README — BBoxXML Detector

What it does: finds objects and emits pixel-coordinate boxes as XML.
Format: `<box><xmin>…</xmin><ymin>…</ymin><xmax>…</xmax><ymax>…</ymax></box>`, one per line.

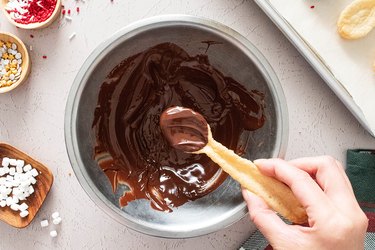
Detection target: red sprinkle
<box><xmin>30</xmin><ymin>34</ymin><xmax>34</xmax><ymax>38</ymax></box>
<box><xmin>62</xmin><ymin>9</ymin><xmax>66</xmax><ymax>15</ymax></box>
<box><xmin>68</xmin><ymin>9</ymin><xmax>71</xmax><ymax>15</ymax></box>
<box><xmin>310</xmin><ymin>5</ymin><xmax>315</xmax><ymax>9</ymax></box>
<box><xmin>42</xmin><ymin>55</ymin><xmax>47</xmax><ymax>59</ymax></box>
<box><xmin>77</xmin><ymin>7</ymin><xmax>80</xmax><ymax>13</ymax></box>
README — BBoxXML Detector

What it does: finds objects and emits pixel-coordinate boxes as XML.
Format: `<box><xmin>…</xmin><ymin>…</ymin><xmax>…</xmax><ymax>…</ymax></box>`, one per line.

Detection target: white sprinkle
<box><xmin>40</xmin><ymin>219</ymin><xmax>49</xmax><ymax>227</ymax></box>
<box><xmin>65</xmin><ymin>15</ymin><xmax>72</xmax><ymax>21</ymax></box>
<box><xmin>29</xmin><ymin>45</ymin><xmax>33</xmax><ymax>51</ymax></box>
<box><xmin>50</xmin><ymin>230</ymin><xmax>57</xmax><ymax>238</ymax></box>
<box><xmin>69</xmin><ymin>32</ymin><xmax>76</xmax><ymax>40</ymax></box>
<box><xmin>51</xmin><ymin>211</ymin><xmax>59</xmax><ymax>219</ymax></box>
<box><xmin>20</xmin><ymin>210</ymin><xmax>29</xmax><ymax>218</ymax></box>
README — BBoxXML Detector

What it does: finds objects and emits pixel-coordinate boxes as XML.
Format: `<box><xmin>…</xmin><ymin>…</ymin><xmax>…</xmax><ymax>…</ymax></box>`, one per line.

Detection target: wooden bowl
<box><xmin>0</xmin><ymin>0</ymin><xmax>61</xmax><ymax>29</ymax></box>
<box><xmin>0</xmin><ymin>143</ymin><xmax>54</xmax><ymax>228</ymax></box>
<box><xmin>0</xmin><ymin>32</ymin><xmax>31</xmax><ymax>94</ymax></box>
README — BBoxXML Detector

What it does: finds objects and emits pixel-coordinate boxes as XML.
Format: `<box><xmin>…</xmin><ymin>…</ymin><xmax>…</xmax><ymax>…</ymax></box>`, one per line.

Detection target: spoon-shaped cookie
<box><xmin>160</xmin><ymin>106</ymin><xmax>307</xmax><ymax>224</ymax></box>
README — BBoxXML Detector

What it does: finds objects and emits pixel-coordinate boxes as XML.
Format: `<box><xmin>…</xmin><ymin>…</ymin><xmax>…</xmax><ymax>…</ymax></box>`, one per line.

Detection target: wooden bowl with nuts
<box><xmin>0</xmin><ymin>32</ymin><xmax>31</xmax><ymax>94</ymax></box>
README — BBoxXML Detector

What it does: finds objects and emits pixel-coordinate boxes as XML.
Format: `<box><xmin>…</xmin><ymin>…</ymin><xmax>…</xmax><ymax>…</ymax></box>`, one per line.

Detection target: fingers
<box><xmin>254</xmin><ymin>158</ymin><xmax>332</xmax><ymax>221</ymax></box>
<box><xmin>242</xmin><ymin>189</ymin><xmax>291</xmax><ymax>241</ymax></box>
<box><xmin>289</xmin><ymin>156</ymin><xmax>357</xmax><ymax>208</ymax></box>
<box><xmin>334</xmin><ymin>159</ymin><xmax>355</xmax><ymax>195</ymax></box>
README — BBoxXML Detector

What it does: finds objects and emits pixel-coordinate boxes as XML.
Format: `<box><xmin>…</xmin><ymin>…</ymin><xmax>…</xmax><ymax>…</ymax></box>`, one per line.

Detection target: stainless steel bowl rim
<box><xmin>64</xmin><ymin>14</ymin><xmax>289</xmax><ymax>238</ymax></box>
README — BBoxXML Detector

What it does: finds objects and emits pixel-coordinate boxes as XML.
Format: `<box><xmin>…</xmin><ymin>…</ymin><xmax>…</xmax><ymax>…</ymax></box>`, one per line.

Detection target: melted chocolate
<box><xmin>160</xmin><ymin>106</ymin><xmax>209</xmax><ymax>152</ymax></box>
<box><xmin>93</xmin><ymin>42</ymin><xmax>265</xmax><ymax>212</ymax></box>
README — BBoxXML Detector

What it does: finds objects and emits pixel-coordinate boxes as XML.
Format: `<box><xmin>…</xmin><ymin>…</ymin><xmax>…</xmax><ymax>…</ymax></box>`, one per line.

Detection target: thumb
<box><xmin>242</xmin><ymin>189</ymin><xmax>291</xmax><ymax>241</ymax></box>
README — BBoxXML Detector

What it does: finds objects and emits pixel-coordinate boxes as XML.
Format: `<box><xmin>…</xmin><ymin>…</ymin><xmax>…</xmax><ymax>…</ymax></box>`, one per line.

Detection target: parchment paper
<box><xmin>268</xmin><ymin>0</ymin><xmax>375</xmax><ymax>135</ymax></box>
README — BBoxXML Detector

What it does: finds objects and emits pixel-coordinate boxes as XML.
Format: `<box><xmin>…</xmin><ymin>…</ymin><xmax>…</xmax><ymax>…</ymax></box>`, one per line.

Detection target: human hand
<box><xmin>242</xmin><ymin>156</ymin><xmax>368</xmax><ymax>250</ymax></box>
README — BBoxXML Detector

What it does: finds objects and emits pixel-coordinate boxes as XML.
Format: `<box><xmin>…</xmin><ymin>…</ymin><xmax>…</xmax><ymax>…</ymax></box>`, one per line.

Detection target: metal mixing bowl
<box><xmin>65</xmin><ymin>15</ymin><xmax>288</xmax><ymax>238</ymax></box>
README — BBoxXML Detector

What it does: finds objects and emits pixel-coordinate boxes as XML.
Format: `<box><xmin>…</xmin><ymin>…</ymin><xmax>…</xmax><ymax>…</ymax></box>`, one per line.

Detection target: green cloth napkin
<box><xmin>346</xmin><ymin>149</ymin><xmax>375</xmax><ymax>212</ymax></box>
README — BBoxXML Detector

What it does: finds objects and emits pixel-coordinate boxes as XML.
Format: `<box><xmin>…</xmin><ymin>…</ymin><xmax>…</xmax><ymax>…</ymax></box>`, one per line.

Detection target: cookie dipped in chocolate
<box><xmin>160</xmin><ymin>107</ymin><xmax>208</xmax><ymax>152</ymax></box>
<box><xmin>93</xmin><ymin>42</ymin><xmax>265</xmax><ymax>212</ymax></box>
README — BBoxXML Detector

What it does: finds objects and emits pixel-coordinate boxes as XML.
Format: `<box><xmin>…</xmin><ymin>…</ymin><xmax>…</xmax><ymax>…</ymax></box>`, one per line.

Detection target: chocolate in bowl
<box><xmin>65</xmin><ymin>15</ymin><xmax>288</xmax><ymax>238</ymax></box>
<box><xmin>92</xmin><ymin>42</ymin><xmax>265</xmax><ymax>213</ymax></box>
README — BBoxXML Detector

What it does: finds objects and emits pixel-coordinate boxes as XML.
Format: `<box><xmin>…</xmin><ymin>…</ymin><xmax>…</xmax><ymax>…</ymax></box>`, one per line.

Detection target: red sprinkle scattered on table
<box><xmin>310</xmin><ymin>5</ymin><xmax>315</xmax><ymax>9</ymax></box>
<box><xmin>68</xmin><ymin>9</ymin><xmax>71</xmax><ymax>15</ymax></box>
<box><xmin>62</xmin><ymin>9</ymin><xmax>66</xmax><ymax>15</ymax></box>
<box><xmin>42</xmin><ymin>55</ymin><xmax>47</xmax><ymax>59</ymax></box>
<box><xmin>30</xmin><ymin>34</ymin><xmax>34</xmax><ymax>38</ymax></box>
<box><xmin>77</xmin><ymin>7</ymin><xmax>80</xmax><ymax>13</ymax></box>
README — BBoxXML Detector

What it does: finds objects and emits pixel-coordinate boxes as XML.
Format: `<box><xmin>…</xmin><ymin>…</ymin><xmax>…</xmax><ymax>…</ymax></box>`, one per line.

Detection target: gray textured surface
<box><xmin>0</xmin><ymin>0</ymin><xmax>374</xmax><ymax>249</ymax></box>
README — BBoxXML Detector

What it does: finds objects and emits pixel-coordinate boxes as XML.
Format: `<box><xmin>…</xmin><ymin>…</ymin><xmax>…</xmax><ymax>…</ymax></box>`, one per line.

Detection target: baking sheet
<box><xmin>255</xmin><ymin>0</ymin><xmax>375</xmax><ymax>137</ymax></box>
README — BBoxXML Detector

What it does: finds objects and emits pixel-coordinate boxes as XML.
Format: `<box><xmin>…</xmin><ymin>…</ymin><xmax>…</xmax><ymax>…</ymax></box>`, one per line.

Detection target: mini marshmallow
<box><xmin>0</xmin><ymin>157</ymin><xmax>38</xmax><ymax>218</ymax></box>
<box><xmin>23</xmin><ymin>164</ymin><xmax>32</xmax><ymax>172</ymax></box>
<box><xmin>3</xmin><ymin>166</ymin><xmax>9</xmax><ymax>174</ymax></box>
<box><xmin>9</xmin><ymin>167</ymin><xmax>15</xmax><ymax>176</ymax></box>
<box><xmin>15</xmin><ymin>160</ymin><xmax>24</xmax><ymax>168</ymax></box>
<box><xmin>6</xmin><ymin>196</ymin><xmax>13</xmax><ymax>206</ymax></box>
<box><xmin>30</xmin><ymin>168</ymin><xmax>39</xmax><ymax>177</ymax></box>
<box><xmin>0</xmin><ymin>200</ymin><xmax>6</xmax><ymax>207</ymax></box>
<box><xmin>29</xmin><ymin>186</ymin><xmax>34</xmax><ymax>194</ymax></box>
<box><xmin>40</xmin><ymin>219</ymin><xmax>49</xmax><ymax>227</ymax></box>
<box><xmin>51</xmin><ymin>212</ymin><xmax>59</xmax><ymax>219</ymax></box>
<box><xmin>12</xmin><ymin>196</ymin><xmax>19</xmax><ymax>204</ymax></box>
<box><xmin>29</xmin><ymin>177</ymin><xmax>37</xmax><ymax>185</ymax></box>
<box><xmin>9</xmin><ymin>159</ymin><xmax>17</xmax><ymax>166</ymax></box>
<box><xmin>1</xmin><ymin>157</ymin><xmax>10</xmax><ymax>167</ymax></box>
<box><xmin>52</xmin><ymin>217</ymin><xmax>62</xmax><ymax>225</ymax></box>
<box><xmin>19</xmin><ymin>202</ymin><xmax>28</xmax><ymax>211</ymax></box>
<box><xmin>16</xmin><ymin>165</ymin><xmax>23</xmax><ymax>174</ymax></box>
<box><xmin>50</xmin><ymin>230</ymin><xmax>58</xmax><ymax>238</ymax></box>
<box><xmin>10</xmin><ymin>203</ymin><xmax>19</xmax><ymax>211</ymax></box>
<box><xmin>20</xmin><ymin>210</ymin><xmax>29</xmax><ymax>218</ymax></box>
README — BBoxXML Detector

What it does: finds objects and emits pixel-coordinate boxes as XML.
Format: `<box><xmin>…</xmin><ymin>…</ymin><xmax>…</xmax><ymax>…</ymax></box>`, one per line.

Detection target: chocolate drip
<box><xmin>93</xmin><ymin>42</ymin><xmax>265</xmax><ymax>212</ymax></box>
